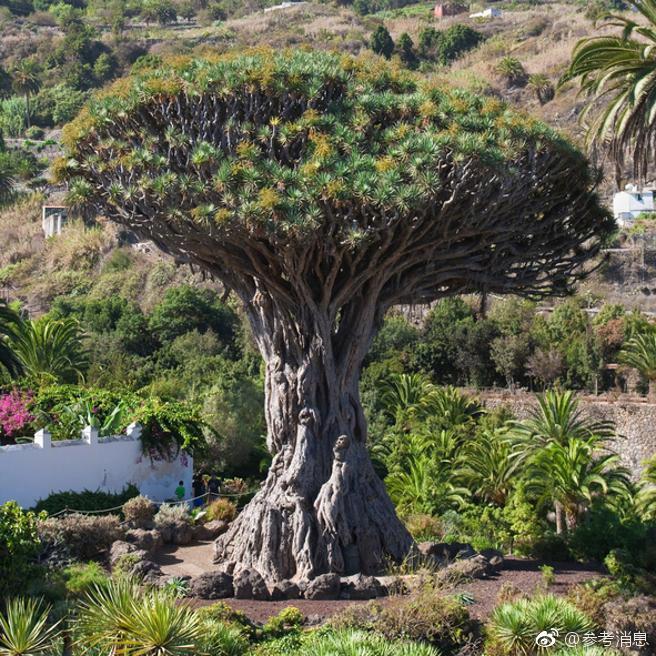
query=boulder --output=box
[189,572,234,600]
[109,540,140,567]
[269,579,301,600]
[233,568,269,600]
[436,554,491,583]
[340,574,383,600]
[158,521,193,545]
[374,575,405,596]
[304,573,341,600]
[454,544,477,560]
[193,520,229,541]
[479,548,504,571]
[131,559,162,580]
[125,529,163,554]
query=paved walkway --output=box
[153,540,216,578]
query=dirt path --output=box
[154,542,603,624]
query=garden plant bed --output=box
[154,541,604,623]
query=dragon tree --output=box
[60,50,614,584]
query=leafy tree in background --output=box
[397,32,419,70]
[370,25,394,59]
[61,50,611,580]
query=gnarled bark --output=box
[213,298,413,582]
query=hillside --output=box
[0,0,650,315]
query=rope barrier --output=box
[49,489,254,517]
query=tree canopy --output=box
[61,49,613,313]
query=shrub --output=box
[404,514,442,541]
[122,495,156,528]
[0,389,36,443]
[494,57,528,88]
[206,498,238,523]
[302,629,440,656]
[0,501,44,596]
[262,607,305,639]
[154,503,191,530]
[332,582,474,651]
[32,484,139,515]
[197,618,249,655]
[62,561,109,596]
[39,513,123,560]
[486,595,594,655]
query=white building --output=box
[613,184,655,227]
[469,7,502,18]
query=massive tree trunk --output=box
[213,292,413,583]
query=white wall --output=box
[0,425,193,509]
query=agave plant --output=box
[303,629,440,656]
[0,597,61,656]
[76,579,202,656]
[487,595,593,656]
[561,0,656,181]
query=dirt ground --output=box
[154,541,603,624]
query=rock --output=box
[479,548,504,571]
[171,522,193,545]
[158,521,193,545]
[233,568,269,600]
[374,575,404,596]
[193,520,229,541]
[269,579,301,600]
[454,544,477,560]
[189,572,234,600]
[340,574,383,600]
[132,559,162,580]
[109,540,139,566]
[125,529,163,554]
[436,555,491,583]
[304,573,341,600]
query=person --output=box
[175,480,185,501]
[208,474,220,501]
[192,473,206,507]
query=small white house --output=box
[469,7,502,18]
[613,184,655,227]
[263,1,307,12]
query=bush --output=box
[122,495,156,528]
[62,561,109,596]
[404,514,442,541]
[154,503,191,529]
[262,607,305,639]
[32,484,139,515]
[0,501,44,596]
[39,513,123,560]
[486,595,594,655]
[332,582,474,652]
[206,498,238,523]
[302,630,439,656]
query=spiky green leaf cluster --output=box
[62,49,597,242]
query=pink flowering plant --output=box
[0,390,36,444]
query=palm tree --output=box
[379,373,434,424]
[458,428,520,506]
[494,56,528,87]
[509,389,616,449]
[0,597,61,656]
[10,60,40,130]
[528,73,555,105]
[0,301,22,379]
[525,437,631,532]
[10,317,88,384]
[636,455,656,519]
[560,0,656,182]
[0,155,15,204]
[509,389,619,533]
[620,332,656,397]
